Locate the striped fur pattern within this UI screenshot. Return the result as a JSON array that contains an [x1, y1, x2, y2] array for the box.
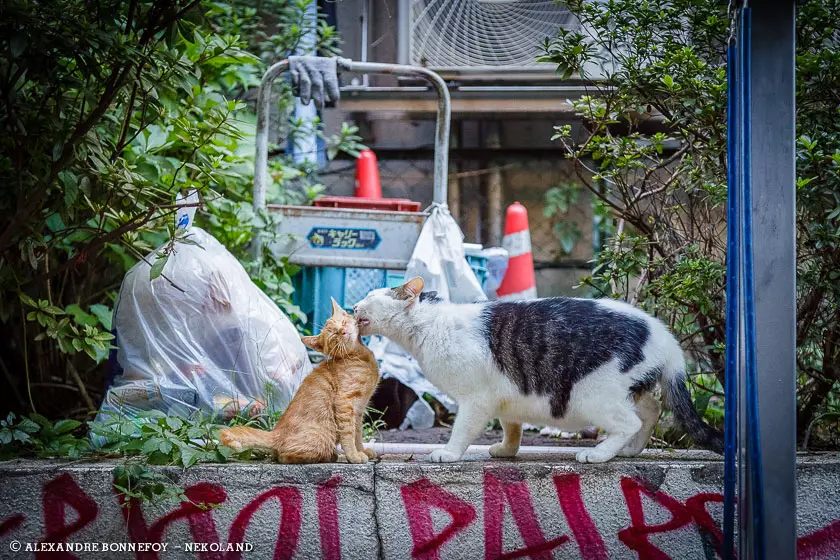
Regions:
[[354, 277, 722, 464], [219, 298, 380, 464]]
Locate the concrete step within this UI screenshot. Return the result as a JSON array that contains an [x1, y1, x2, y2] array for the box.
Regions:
[[0, 448, 838, 559]]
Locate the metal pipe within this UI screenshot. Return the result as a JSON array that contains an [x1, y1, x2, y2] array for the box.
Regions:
[[253, 59, 291, 216], [254, 58, 451, 215], [397, 0, 411, 65], [360, 0, 370, 88]]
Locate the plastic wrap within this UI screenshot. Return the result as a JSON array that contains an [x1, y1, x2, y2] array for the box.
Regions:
[[404, 205, 487, 304], [477, 247, 510, 300], [94, 221, 311, 429]]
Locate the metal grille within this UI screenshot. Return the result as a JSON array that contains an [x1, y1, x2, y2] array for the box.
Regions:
[[322, 160, 435, 208], [321, 157, 591, 264], [406, 0, 579, 71], [343, 268, 387, 307]]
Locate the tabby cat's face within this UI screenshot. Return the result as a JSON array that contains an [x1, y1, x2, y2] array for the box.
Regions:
[[322, 308, 359, 344], [301, 298, 361, 357]]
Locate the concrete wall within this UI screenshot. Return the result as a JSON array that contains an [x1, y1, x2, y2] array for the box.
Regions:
[[1, 454, 839, 559]]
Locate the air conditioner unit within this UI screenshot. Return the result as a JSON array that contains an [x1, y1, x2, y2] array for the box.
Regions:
[[398, 0, 580, 76]]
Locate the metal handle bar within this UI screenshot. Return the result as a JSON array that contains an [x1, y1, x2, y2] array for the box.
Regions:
[[253, 57, 451, 215]]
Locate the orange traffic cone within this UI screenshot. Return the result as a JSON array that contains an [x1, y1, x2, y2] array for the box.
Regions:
[[496, 202, 537, 300], [355, 149, 382, 199]]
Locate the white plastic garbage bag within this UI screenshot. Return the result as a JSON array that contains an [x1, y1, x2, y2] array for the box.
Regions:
[[94, 216, 311, 428], [405, 205, 487, 304]]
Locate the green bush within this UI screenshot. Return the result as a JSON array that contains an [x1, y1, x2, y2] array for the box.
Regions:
[[0, 0, 362, 418], [542, 0, 840, 447]]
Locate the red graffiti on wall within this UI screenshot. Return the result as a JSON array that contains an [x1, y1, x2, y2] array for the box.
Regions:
[[122, 482, 226, 559], [400, 478, 477, 560], [399, 473, 840, 560], [0, 514, 25, 538], [618, 477, 697, 560], [40, 473, 99, 560], [120, 479, 310, 560], [228, 485, 302, 560], [483, 469, 568, 560], [2, 469, 840, 560], [799, 520, 840, 560], [552, 474, 608, 560], [317, 476, 343, 560]]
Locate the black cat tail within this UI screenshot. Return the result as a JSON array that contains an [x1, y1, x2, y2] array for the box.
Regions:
[[662, 369, 724, 454]]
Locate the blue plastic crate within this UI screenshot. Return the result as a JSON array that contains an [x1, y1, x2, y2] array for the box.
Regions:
[[386, 257, 488, 289], [293, 267, 388, 332], [372, 256, 488, 294], [465, 254, 489, 289], [294, 257, 489, 333]]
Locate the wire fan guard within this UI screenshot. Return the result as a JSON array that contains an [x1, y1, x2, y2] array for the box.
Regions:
[[407, 0, 578, 72]]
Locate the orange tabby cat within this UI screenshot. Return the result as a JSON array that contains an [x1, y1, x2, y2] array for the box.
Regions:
[[218, 298, 380, 464]]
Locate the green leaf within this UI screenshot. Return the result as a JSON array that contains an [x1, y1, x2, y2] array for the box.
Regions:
[[17, 418, 40, 434], [179, 445, 199, 468], [90, 304, 113, 331], [149, 254, 169, 281], [159, 440, 173, 455], [121, 439, 144, 452], [12, 430, 31, 443], [53, 419, 81, 434], [142, 437, 162, 454], [30, 413, 50, 427], [66, 304, 98, 327], [60, 172, 79, 206], [695, 392, 712, 416], [146, 451, 171, 465], [186, 426, 204, 439]]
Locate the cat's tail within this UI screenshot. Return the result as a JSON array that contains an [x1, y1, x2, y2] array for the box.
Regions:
[[218, 426, 277, 452], [661, 368, 724, 454]]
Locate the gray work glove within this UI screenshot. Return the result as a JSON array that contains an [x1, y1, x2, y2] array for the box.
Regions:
[[289, 56, 340, 110]]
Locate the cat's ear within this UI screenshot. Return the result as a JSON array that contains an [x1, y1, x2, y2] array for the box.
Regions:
[[393, 276, 424, 301], [301, 335, 324, 352], [330, 297, 345, 316]]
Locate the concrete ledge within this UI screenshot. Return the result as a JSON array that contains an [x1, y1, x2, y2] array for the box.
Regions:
[[0, 448, 838, 559]]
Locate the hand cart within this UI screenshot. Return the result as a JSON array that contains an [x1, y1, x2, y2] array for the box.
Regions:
[[252, 57, 451, 271]]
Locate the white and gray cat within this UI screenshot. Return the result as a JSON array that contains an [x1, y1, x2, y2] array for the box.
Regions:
[[354, 276, 722, 463]]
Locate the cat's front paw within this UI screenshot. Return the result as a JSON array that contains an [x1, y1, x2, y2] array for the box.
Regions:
[[346, 451, 369, 464], [575, 448, 614, 464], [218, 430, 242, 451], [362, 447, 377, 459], [429, 449, 461, 463], [489, 442, 518, 458]]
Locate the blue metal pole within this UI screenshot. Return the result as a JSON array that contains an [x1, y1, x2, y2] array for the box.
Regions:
[[737, 8, 767, 558], [746, 3, 798, 558], [723, 42, 739, 560], [726, 2, 797, 557]]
